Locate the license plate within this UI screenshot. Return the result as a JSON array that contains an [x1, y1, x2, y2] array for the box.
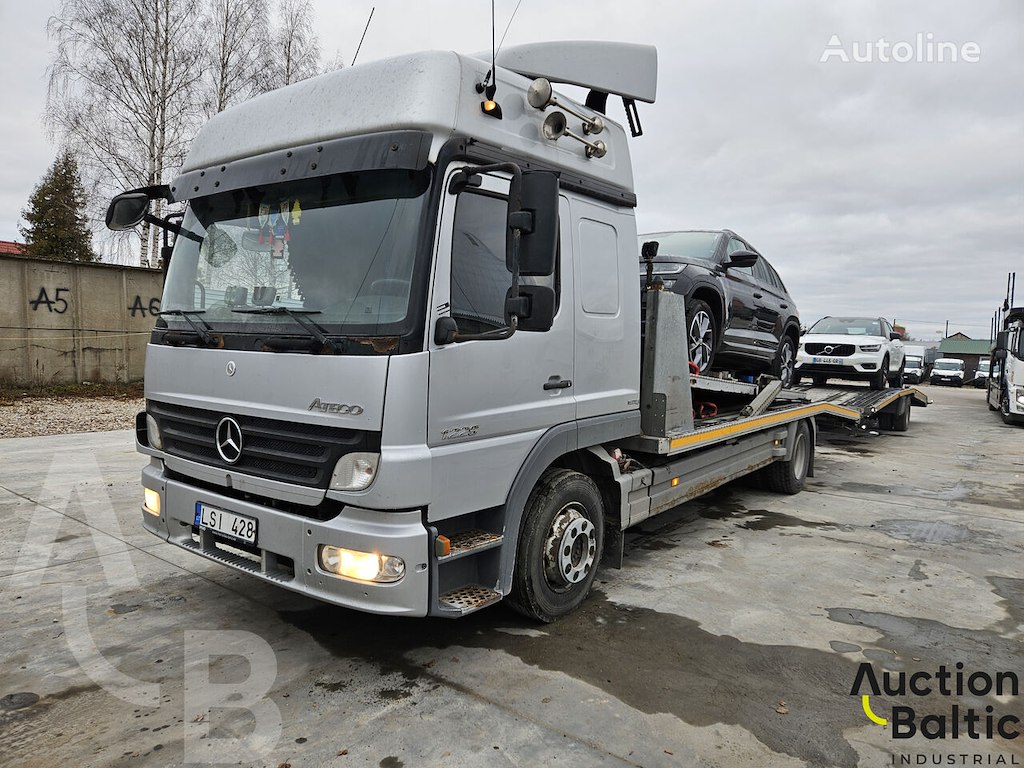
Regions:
[[194, 502, 257, 545], [812, 356, 843, 365]]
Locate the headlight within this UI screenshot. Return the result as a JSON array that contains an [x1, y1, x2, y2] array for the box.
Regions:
[[318, 545, 405, 583], [146, 413, 163, 450], [860, 344, 881, 352], [143, 488, 161, 516], [330, 452, 379, 491]]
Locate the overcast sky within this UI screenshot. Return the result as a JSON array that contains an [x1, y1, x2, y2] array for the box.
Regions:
[[1, 0, 1021, 342]]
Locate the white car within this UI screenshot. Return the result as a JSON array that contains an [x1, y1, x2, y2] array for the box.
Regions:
[[795, 316, 906, 390], [973, 358, 990, 388]]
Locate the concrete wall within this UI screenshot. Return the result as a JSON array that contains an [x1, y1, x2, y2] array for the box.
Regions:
[[0, 254, 163, 385]]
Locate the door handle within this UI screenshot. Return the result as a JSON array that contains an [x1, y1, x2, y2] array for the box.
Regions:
[[544, 376, 572, 390], [753, 292, 763, 299]]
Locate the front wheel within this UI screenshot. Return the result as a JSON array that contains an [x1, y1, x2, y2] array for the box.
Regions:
[[685, 299, 717, 375], [870, 357, 889, 390], [764, 420, 812, 494], [508, 469, 605, 622], [772, 335, 796, 388], [1001, 389, 1015, 424], [888, 359, 905, 388]]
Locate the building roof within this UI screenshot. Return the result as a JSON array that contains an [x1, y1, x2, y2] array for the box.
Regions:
[[939, 338, 992, 355], [0, 240, 26, 255]]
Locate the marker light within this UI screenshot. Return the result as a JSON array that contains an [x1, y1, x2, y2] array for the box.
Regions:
[[143, 488, 161, 516], [330, 453, 379, 491], [319, 545, 405, 583], [481, 99, 503, 119]]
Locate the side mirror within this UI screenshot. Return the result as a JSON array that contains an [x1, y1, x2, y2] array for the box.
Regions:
[[505, 285, 555, 332], [993, 348, 1007, 362], [509, 171, 558, 277], [725, 249, 759, 268], [889, 332, 902, 341], [106, 193, 151, 231], [996, 330, 1009, 350]]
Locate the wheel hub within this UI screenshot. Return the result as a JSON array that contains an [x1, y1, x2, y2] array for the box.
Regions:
[[544, 505, 597, 588]]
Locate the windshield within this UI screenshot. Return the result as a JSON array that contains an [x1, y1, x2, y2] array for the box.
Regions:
[[934, 360, 963, 371], [640, 232, 720, 261], [809, 317, 883, 336], [161, 168, 431, 337], [977, 360, 990, 372], [905, 356, 923, 367]]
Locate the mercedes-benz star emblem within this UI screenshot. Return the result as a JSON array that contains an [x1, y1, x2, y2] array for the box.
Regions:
[[225, 361, 236, 376], [215, 417, 243, 464]]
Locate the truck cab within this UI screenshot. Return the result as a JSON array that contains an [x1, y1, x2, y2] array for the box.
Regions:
[[989, 308, 1024, 424]]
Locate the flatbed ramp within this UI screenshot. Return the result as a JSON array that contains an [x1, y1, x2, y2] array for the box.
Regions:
[[623, 376, 929, 457]]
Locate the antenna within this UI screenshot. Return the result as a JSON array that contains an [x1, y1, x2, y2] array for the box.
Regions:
[[351, 7, 375, 67], [477, 0, 503, 119], [497, 0, 524, 55]]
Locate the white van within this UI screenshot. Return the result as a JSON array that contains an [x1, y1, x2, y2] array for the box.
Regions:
[[930, 358, 965, 387]]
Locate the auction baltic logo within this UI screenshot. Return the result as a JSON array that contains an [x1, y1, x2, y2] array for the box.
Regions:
[[820, 33, 981, 63], [851, 661, 1021, 766]]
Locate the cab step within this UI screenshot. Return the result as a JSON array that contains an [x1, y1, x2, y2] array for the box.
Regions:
[[437, 529, 503, 562], [438, 584, 502, 614]]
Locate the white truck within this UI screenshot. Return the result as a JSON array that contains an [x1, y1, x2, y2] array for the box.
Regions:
[[989, 307, 1024, 424], [903, 345, 927, 384], [107, 42, 925, 621]]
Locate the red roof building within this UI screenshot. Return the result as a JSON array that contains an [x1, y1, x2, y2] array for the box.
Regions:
[[0, 240, 27, 255]]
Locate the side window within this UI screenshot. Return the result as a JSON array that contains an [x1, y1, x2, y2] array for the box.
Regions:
[[450, 191, 509, 331], [726, 237, 754, 277], [752, 258, 773, 286], [767, 263, 788, 293], [449, 187, 559, 333]]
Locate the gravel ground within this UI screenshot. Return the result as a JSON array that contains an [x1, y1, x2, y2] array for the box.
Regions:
[[0, 396, 144, 438]]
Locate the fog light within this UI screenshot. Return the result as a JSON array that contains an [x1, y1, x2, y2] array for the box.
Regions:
[[1015, 388, 1024, 407], [319, 545, 405, 583], [863, 363, 877, 370], [330, 453, 379, 491], [143, 488, 160, 516], [146, 413, 163, 450]]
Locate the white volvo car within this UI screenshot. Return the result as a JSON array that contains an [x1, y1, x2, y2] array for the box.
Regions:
[[796, 316, 906, 390]]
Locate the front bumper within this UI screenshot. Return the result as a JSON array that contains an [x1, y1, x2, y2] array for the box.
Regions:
[[796, 350, 886, 380], [141, 461, 430, 615], [930, 375, 964, 386]]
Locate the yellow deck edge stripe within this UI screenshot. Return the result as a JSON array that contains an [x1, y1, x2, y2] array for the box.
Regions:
[[668, 403, 860, 450]]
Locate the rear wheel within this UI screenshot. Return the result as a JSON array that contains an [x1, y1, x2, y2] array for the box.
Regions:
[[508, 469, 605, 622], [870, 357, 889, 390], [764, 420, 812, 494], [772, 335, 796, 387], [685, 299, 717, 375]]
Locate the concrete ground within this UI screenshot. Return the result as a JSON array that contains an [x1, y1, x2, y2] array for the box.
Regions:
[[1, 385, 1021, 768]]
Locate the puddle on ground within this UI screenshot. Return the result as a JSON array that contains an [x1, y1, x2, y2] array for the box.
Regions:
[[989, 577, 1024, 633], [872, 519, 977, 545], [908, 560, 928, 581], [282, 593, 868, 767]]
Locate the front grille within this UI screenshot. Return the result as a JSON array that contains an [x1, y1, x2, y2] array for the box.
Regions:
[[804, 343, 856, 356], [150, 400, 379, 488]]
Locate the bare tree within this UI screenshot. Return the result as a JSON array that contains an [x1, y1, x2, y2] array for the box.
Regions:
[[204, 0, 270, 115], [47, 0, 206, 266], [264, 0, 322, 90]]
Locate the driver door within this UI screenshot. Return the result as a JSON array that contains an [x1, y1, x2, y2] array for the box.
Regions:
[[425, 166, 575, 520]]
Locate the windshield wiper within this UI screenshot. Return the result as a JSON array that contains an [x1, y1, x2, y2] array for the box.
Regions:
[[231, 307, 344, 352], [156, 309, 217, 346]]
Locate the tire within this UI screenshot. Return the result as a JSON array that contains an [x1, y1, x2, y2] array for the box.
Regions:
[[772, 335, 796, 388], [870, 357, 888, 390], [685, 299, 717, 375], [1001, 389, 1015, 425], [893, 400, 911, 431], [888, 360, 905, 388], [812, 375, 828, 387], [764, 420, 812, 494], [508, 469, 605, 622]]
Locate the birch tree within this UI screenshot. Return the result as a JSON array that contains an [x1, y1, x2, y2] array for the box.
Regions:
[[47, 0, 206, 266], [204, 0, 270, 115], [264, 0, 322, 90]]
